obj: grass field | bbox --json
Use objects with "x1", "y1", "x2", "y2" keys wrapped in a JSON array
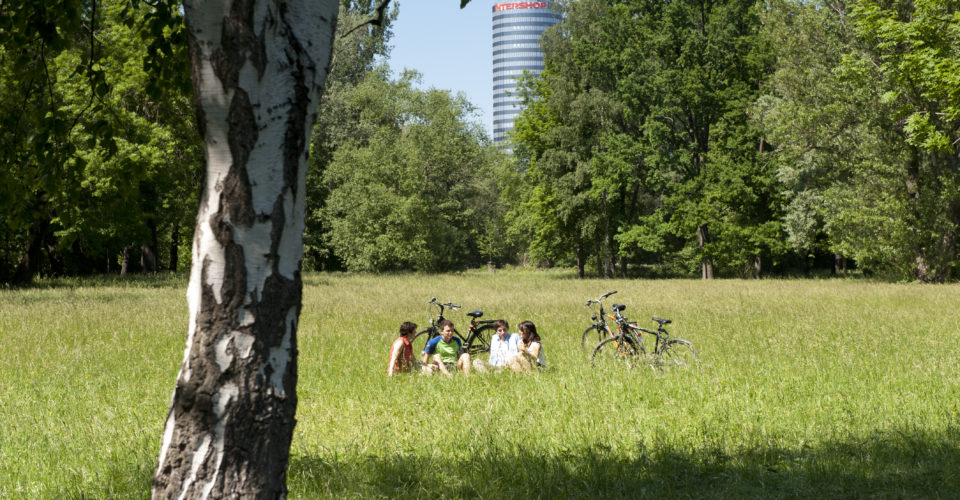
[{"x1": 1, "y1": 271, "x2": 958, "y2": 498}]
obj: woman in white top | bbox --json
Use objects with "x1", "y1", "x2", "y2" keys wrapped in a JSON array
[{"x1": 509, "y1": 320, "x2": 545, "y2": 372}]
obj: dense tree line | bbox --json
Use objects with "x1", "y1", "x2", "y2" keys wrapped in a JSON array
[
  {"x1": 2, "y1": 0, "x2": 957, "y2": 282},
  {"x1": 507, "y1": 0, "x2": 959, "y2": 281},
  {"x1": 0, "y1": 0, "x2": 508, "y2": 281}
]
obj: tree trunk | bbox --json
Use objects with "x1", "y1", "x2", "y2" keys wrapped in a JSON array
[
  {"x1": 147, "y1": 217, "x2": 160, "y2": 272},
  {"x1": 13, "y1": 216, "x2": 49, "y2": 284},
  {"x1": 576, "y1": 245, "x2": 584, "y2": 279},
  {"x1": 45, "y1": 231, "x2": 63, "y2": 276},
  {"x1": 596, "y1": 245, "x2": 604, "y2": 278},
  {"x1": 753, "y1": 252, "x2": 762, "y2": 279},
  {"x1": 602, "y1": 204, "x2": 615, "y2": 277},
  {"x1": 141, "y1": 244, "x2": 158, "y2": 274},
  {"x1": 697, "y1": 224, "x2": 713, "y2": 279},
  {"x1": 121, "y1": 246, "x2": 132, "y2": 276},
  {"x1": 170, "y1": 219, "x2": 180, "y2": 272},
  {"x1": 833, "y1": 253, "x2": 847, "y2": 276},
  {"x1": 152, "y1": 1, "x2": 338, "y2": 498}
]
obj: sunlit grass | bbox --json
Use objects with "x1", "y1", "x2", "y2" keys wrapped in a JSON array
[{"x1": 1, "y1": 271, "x2": 958, "y2": 497}]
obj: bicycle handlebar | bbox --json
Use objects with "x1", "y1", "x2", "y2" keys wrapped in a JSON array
[
  {"x1": 428, "y1": 297, "x2": 461, "y2": 310},
  {"x1": 585, "y1": 290, "x2": 617, "y2": 306}
]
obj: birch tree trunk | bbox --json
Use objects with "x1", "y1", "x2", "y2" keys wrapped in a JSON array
[{"x1": 152, "y1": 0, "x2": 338, "y2": 497}]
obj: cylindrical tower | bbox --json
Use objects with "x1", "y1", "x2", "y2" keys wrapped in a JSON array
[{"x1": 492, "y1": 1, "x2": 560, "y2": 147}]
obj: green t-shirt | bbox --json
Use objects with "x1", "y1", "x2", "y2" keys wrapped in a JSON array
[{"x1": 435, "y1": 337, "x2": 461, "y2": 364}]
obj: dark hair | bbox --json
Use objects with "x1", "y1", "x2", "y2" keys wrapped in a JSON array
[
  {"x1": 493, "y1": 319, "x2": 509, "y2": 331},
  {"x1": 399, "y1": 321, "x2": 417, "y2": 337},
  {"x1": 518, "y1": 321, "x2": 540, "y2": 344},
  {"x1": 438, "y1": 319, "x2": 454, "y2": 330}
]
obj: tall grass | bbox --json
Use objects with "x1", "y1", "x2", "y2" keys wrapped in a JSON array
[{"x1": 1, "y1": 271, "x2": 958, "y2": 498}]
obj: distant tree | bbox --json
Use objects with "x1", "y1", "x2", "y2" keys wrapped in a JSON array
[
  {"x1": 322, "y1": 69, "x2": 505, "y2": 271},
  {"x1": 849, "y1": 0, "x2": 960, "y2": 281},
  {"x1": 305, "y1": 0, "x2": 398, "y2": 270},
  {"x1": 758, "y1": 0, "x2": 960, "y2": 281},
  {"x1": 512, "y1": 0, "x2": 776, "y2": 278},
  {"x1": 0, "y1": 0, "x2": 198, "y2": 282}
]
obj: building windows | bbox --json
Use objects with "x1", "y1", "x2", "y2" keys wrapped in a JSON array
[{"x1": 491, "y1": 1, "x2": 560, "y2": 147}]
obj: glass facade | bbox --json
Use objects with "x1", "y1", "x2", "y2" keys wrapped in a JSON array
[{"x1": 491, "y1": 1, "x2": 560, "y2": 147}]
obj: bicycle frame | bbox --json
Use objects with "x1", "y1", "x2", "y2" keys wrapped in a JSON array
[
  {"x1": 614, "y1": 309, "x2": 672, "y2": 355},
  {"x1": 420, "y1": 297, "x2": 495, "y2": 356}
]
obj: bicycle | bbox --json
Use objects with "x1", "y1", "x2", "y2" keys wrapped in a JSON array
[
  {"x1": 580, "y1": 290, "x2": 619, "y2": 356},
  {"x1": 591, "y1": 304, "x2": 698, "y2": 369},
  {"x1": 411, "y1": 297, "x2": 499, "y2": 360}
]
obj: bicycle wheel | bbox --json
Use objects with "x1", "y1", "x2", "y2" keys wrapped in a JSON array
[
  {"x1": 657, "y1": 339, "x2": 698, "y2": 369},
  {"x1": 591, "y1": 334, "x2": 645, "y2": 367},
  {"x1": 580, "y1": 324, "x2": 612, "y2": 357},
  {"x1": 411, "y1": 328, "x2": 437, "y2": 362},
  {"x1": 464, "y1": 324, "x2": 495, "y2": 356}
]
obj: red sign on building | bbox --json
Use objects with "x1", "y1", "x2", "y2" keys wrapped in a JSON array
[{"x1": 493, "y1": 2, "x2": 548, "y2": 11}]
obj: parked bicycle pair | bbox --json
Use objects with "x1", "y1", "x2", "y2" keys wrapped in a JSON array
[{"x1": 581, "y1": 291, "x2": 698, "y2": 369}]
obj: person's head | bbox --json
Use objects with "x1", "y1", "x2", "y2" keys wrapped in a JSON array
[
  {"x1": 494, "y1": 319, "x2": 509, "y2": 339},
  {"x1": 399, "y1": 321, "x2": 417, "y2": 339},
  {"x1": 438, "y1": 319, "x2": 455, "y2": 341},
  {"x1": 518, "y1": 321, "x2": 540, "y2": 344}
]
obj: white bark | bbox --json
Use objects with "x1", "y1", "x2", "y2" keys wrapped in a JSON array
[{"x1": 153, "y1": 0, "x2": 338, "y2": 497}]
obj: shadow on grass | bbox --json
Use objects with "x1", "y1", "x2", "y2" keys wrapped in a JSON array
[{"x1": 290, "y1": 426, "x2": 960, "y2": 498}]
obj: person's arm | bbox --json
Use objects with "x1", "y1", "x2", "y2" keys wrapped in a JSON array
[
  {"x1": 387, "y1": 339, "x2": 401, "y2": 376},
  {"x1": 433, "y1": 354, "x2": 450, "y2": 375},
  {"x1": 422, "y1": 336, "x2": 437, "y2": 365},
  {"x1": 506, "y1": 334, "x2": 520, "y2": 361},
  {"x1": 527, "y1": 341, "x2": 541, "y2": 360}
]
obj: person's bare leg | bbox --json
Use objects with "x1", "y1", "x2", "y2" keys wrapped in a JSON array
[
  {"x1": 458, "y1": 353, "x2": 472, "y2": 375},
  {"x1": 508, "y1": 355, "x2": 530, "y2": 373}
]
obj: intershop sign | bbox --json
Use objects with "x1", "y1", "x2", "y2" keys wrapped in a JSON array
[{"x1": 493, "y1": 2, "x2": 548, "y2": 11}]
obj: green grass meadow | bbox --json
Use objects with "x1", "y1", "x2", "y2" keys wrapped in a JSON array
[{"x1": 1, "y1": 271, "x2": 958, "y2": 498}]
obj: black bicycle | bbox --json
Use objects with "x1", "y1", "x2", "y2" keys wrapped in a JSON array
[
  {"x1": 580, "y1": 291, "x2": 619, "y2": 356},
  {"x1": 411, "y1": 297, "x2": 499, "y2": 358},
  {"x1": 591, "y1": 304, "x2": 698, "y2": 369}
]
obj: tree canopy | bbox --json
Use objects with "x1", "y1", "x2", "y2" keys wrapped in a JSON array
[{"x1": 2, "y1": 0, "x2": 959, "y2": 282}]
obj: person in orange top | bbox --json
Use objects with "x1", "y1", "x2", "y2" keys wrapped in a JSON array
[{"x1": 387, "y1": 321, "x2": 418, "y2": 376}]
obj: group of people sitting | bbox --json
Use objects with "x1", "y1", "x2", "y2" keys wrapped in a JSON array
[{"x1": 387, "y1": 319, "x2": 545, "y2": 376}]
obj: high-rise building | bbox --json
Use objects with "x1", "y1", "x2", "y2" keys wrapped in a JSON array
[{"x1": 491, "y1": 1, "x2": 560, "y2": 147}]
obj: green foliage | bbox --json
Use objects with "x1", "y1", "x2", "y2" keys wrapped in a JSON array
[
  {"x1": 0, "y1": 0, "x2": 199, "y2": 282},
  {"x1": 511, "y1": 0, "x2": 779, "y2": 278},
  {"x1": 321, "y1": 70, "x2": 506, "y2": 272},
  {"x1": 759, "y1": 0, "x2": 960, "y2": 281},
  {"x1": 305, "y1": 0, "x2": 399, "y2": 270}
]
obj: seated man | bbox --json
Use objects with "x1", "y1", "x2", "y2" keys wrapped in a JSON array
[
  {"x1": 487, "y1": 319, "x2": 520, "y2": 368},
  {"x1": 422, "y1": 319, "x2": 471, "y2": 375}
]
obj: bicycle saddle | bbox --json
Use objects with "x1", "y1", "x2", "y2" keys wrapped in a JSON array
[
  {"x1": 467, "y1": 310, "x2": 483, "y2": 318},
  {"x1": 653, "y1": 317, "x2": 671, "y2": 325},
  {"x1": 612, "y1": 304, "x2": 626, "y2": 312}
]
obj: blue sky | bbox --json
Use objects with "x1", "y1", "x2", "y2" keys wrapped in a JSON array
[{"x1": 386, "y1": 0, "x2": 495, "y2": 136}]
